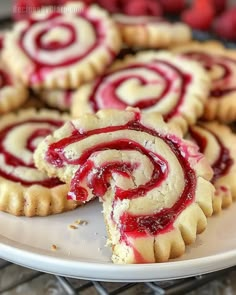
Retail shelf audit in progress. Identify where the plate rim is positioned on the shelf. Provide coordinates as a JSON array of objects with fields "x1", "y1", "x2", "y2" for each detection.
[{"x1": 1, "y1": 234, "x2": 236, "y2": 282}]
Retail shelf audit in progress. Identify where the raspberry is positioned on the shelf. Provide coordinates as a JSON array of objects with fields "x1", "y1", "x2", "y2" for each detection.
[
  {"x1": 81, "y1": 0, "x2": 95, "y2": 4},
  {"x1": 54, "y1": 0, "x2": 66, "y2": 5},
  {"x1": 210, "y1": 0, "x2": 227, "y2": 15},
  {"x1": 98, "y1": 0, "x2": 123, "y2": 13},
  {"x1": 123, "y1": 0, "x2": 163, "y2": 16},
  {"x1": 213, "y1": 7, "x2": 236, "y2": 40},
  {"x1": 181, "y1": 0, "x2": 214, "y2": 31},
  {"x1": 159, "y1": 0, "x2": 186, "y2": 14},
  {"x1": 62, "y1": 0, "x2": 94, "y2": 5},
  {"x1": 39, "y1": 0, "x2": 54, "y2": 5}
]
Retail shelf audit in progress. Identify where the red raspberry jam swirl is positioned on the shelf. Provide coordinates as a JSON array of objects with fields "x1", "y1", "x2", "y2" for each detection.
[
  {"x1": 89, "y1": 61, "x2": 191, "y2": 121},
  {"x1": 18, "y1": 9, "x2": 115, "y2": 85},
  {"x1": 0, "y1": 70, "x2": 12, "y2": 89},
  {"x1": 0, "y1": 118, "x2": 63, "y2": 187},
  {"x1": 183, "y1": 52, "x2": 236, "y2": 97},
  {"x1": 63, "y1": 90, "x2": 73, "y2": 108},
  {"x1": 46, "y1": 113, "x2": 197, "y2": 261},
  {"x1": 189, "y1": 126, "x2": 232, "y2": 183}
]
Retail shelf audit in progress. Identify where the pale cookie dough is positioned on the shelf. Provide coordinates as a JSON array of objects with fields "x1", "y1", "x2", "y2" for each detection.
[
  {"x1": 0, "y1": 109, "x2": 80, "y2": 217},
  {"x1": 188, "y1": 122, "x2": 236, "y2": 213},
  {"x1": 0, "y1": 31, "x2": 28, "y2": 113},
  {"x1": 0, "y1": 31, "x2": 5, "y2": 50},
  {"x1": 173, "y1": 41, "x2": 236, "y2": 122},
  {"x1": 72, "y1": 51, "x2": 211, "y2": 132},
  {"x1": 36, "y1": 89, "x2": 74, "y2": 111},
  {"x1": 0, "y1": 60, "x2": 28, "y2": 114},
  {"x1": 3, "y1": 2, "x2": 122, "y2": 89},
  {"x1": 114, "y1": 14, "x2": 191, "y2": 49},
  {"x1": 34, "y1": 108, "x2": 214, "y2": 264}
]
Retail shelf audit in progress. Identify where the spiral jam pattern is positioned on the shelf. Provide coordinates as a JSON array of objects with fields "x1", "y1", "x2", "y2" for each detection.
[
  {"x1": 87, "y1": 60, "x2": 191, "y2": 121},
  {"x1": 18, "y1": 5, "x2": 116, "y2": 84},
  {"x1": 45, "y1": 111, "x2": 201, "y2": 242},
  {"x1": 0, "y1": 118, "x2": 63, "y2": 187},
  {"x1": 183, "y1": 52, "x2": 236, "y2": 98},
  {"x1": 189, "y1": 125, "x2": 232, "y2": 183},
  {"x1": 73, "y1": 52, "x2": 210, "y2": 130},
  {"x1": 188, "y1": 123, "x2": 235, "y2": 213}
]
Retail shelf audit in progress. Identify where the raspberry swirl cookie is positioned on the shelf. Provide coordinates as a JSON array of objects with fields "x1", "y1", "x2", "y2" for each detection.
[
  {"x1": 0, "y1": 109, "x2": 80, "y2": 217},
  {"x1": 72, "y1": 51, "x2": 211, "y2": 131},
  {"x1": 0, "y1": 32, "x2": 28, "y2": 113},
  {"x1": 113, "y1": 14, "x2": 191, "y2": 49},
  {"x1": 0, "y1": 61, "x2": 28, "y2": 114},
  {"x1": 37, "y1": 89, "x2": 74, "y2": 111},
  {"x1": 173, "y1": 41, "x2": 236, "y2": 122},
  {"x1": 3, "y1": 2, "x2": 121, "y2": 89},
  {"x1": 188, "y1": 122, "x2": 236, "y2": 213},
  {"x1": 34, "y1": 109, "x2": 214, "y2": 263}
]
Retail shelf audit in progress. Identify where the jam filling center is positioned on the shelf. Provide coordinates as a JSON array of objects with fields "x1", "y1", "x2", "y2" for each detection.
[{"x1": 36, "y1": 23, "x2": 76, "y2": 51}]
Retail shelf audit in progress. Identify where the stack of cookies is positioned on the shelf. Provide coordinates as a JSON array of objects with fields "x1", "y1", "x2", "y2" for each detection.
[{"x1": 0, "y1": 1, "x2": 236, "y2": 264}]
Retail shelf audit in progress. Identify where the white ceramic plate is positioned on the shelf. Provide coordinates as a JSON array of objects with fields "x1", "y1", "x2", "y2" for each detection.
[{"x1": 0, "y1": 199, "x2": 236, "y2": 282}]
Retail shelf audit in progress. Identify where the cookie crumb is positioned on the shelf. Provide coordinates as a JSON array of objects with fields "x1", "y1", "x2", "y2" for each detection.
[
  {"x1": 74, "y1": 219, "x2": 88, "y2": 225},
  {"x1": 68, "y1": 225, "x2": 78, "y2": 230},
  {"x1": 74, "y1": 219, "x2": 81, "y2": 224},
  {"x1": 51, "y1": 244, "x2": 57, "y2": 251}
]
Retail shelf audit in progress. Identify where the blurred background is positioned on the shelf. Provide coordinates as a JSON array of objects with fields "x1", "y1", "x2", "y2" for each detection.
[
  {"x1": 0, "y1": 0, "x2": 236, "y2": 294},
  {"x1": 0, "y1": 1, "x2": 12, "y2": 18},
  {"x1": 0, "y1": 0, "x2": 235, "y2": 41}
]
